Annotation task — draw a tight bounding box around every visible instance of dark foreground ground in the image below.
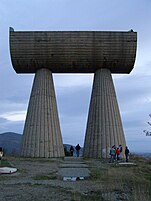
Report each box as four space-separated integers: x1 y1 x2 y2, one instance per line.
0 155 151 201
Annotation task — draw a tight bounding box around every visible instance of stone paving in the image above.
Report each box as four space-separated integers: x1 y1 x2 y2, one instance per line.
58 157 90 179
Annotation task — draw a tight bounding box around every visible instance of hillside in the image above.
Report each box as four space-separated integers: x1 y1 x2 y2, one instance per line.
0 132 22 155
0 133 83 156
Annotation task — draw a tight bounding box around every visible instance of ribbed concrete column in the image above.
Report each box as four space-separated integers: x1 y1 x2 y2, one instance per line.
21 68 64 158
83 69 126 158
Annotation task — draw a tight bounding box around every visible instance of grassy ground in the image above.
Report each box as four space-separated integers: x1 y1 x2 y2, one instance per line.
81 155 151 201
0 155 151 201
0 158 12 167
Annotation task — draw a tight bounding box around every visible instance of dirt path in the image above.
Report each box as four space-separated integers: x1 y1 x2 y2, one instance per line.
0 157 105 201
1 157 150 201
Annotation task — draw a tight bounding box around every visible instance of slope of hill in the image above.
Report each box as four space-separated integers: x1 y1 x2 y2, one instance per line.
0 133 83 156
0 132 22 155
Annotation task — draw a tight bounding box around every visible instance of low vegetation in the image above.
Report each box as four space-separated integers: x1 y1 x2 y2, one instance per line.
0 155 150 200
0 158 12 167
33 172 57 180
88 155 151 201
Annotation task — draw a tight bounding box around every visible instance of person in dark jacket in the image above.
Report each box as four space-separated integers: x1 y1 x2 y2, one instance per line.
125 146 130 162
75 144 81 157
119 144 123 159
70 146 74 156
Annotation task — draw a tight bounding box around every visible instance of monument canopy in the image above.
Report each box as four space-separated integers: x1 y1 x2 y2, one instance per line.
10 28 137 74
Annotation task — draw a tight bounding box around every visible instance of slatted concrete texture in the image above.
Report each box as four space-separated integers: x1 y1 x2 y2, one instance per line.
83 69 126 158
21 68 64 158
10 28 137 74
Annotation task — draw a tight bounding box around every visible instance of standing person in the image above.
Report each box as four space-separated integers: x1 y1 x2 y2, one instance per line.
125 146 130 162
116 147 120 160
109 146 116 163
70 146 74 156
119 144 123 159
75 144 81 157
113 145 117 160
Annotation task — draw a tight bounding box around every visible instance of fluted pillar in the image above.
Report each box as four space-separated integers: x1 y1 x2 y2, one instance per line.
21 68 64 158
83 69 126 158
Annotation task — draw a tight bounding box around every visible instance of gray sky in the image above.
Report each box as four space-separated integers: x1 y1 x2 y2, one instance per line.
0 0 151 153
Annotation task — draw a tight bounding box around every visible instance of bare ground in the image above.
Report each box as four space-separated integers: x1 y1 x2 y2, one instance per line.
0 157 105 201
0 156 151 201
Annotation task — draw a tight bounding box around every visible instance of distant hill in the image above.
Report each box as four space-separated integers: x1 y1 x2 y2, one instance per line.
135 152 151 159
0 133 83 157
0 132 22 155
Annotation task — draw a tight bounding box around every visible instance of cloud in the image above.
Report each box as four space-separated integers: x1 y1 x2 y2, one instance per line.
127 137 151 153
0 100 27 113
0 0 151 153
0 111 26 122
57 86 91 115
61 115 86 145
54 74 93 89
0 117 24 134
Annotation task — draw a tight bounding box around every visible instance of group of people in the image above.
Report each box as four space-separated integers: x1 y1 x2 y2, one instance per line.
70 144 81 157
109 145 129 163
68 143 130 161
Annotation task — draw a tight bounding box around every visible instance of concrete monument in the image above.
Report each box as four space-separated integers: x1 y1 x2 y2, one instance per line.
9 28 137 158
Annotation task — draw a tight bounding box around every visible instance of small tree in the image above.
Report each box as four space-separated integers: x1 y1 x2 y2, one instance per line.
143 114 151 136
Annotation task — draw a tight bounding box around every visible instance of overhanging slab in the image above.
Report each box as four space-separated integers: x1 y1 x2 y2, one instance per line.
9 28 137 74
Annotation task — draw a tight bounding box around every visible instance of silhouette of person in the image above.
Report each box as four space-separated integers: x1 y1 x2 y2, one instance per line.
125 146 130 162
119 144 123 159
75 144 81 157
70 146 74 156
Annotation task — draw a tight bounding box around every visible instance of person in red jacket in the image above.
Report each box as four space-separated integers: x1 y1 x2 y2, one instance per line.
116 147 120 160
